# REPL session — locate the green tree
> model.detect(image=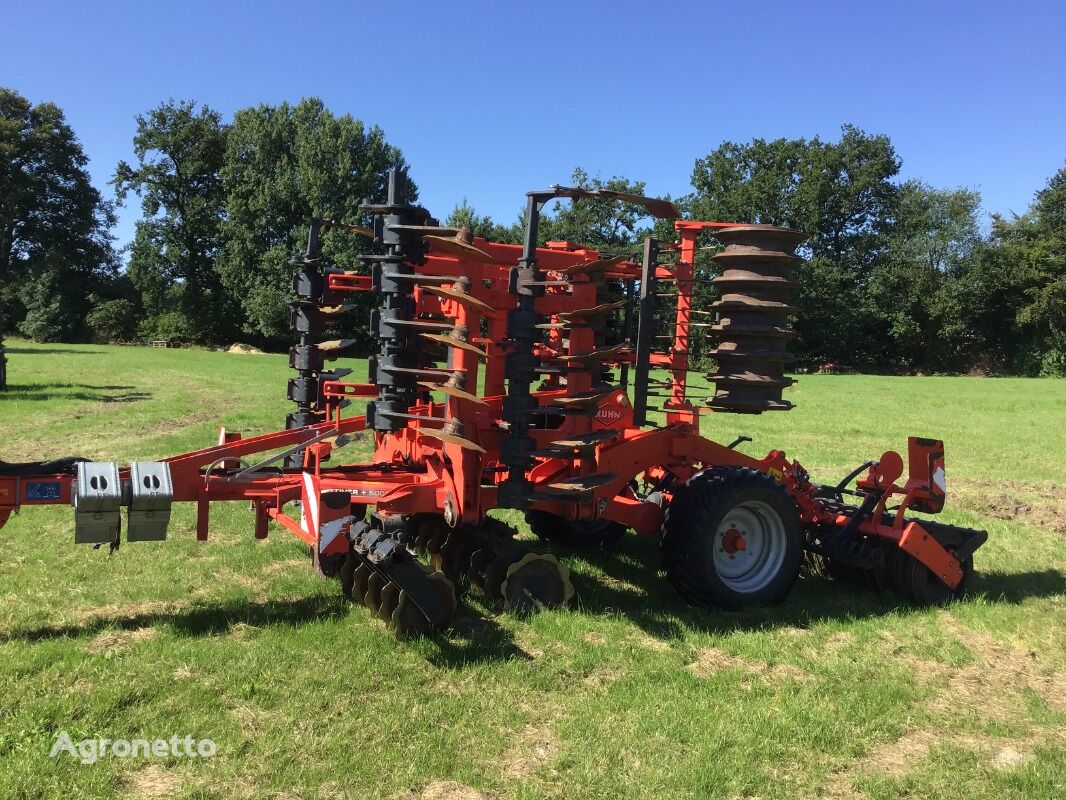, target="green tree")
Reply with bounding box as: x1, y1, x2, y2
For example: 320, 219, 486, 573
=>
871, 181, 983, 371
1019, 165, 1066, 374
86, 297, 139, 341
0, 87, 116, 341
444, 199, 520, 243
973, 164, 1066, 374
218, 98, 411, 343
113, 100, 231, 343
